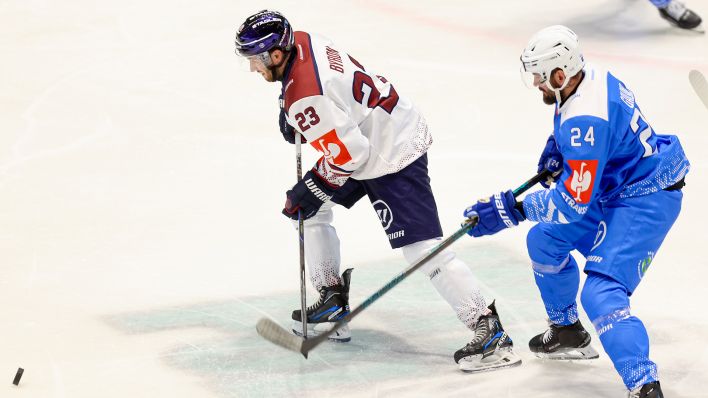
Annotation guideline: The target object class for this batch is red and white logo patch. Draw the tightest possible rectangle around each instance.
[310,129,352,166]
[564,160,598,204]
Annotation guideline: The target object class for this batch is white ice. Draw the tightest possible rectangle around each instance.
[1,0,707,397]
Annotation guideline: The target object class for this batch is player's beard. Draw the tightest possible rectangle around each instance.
[261,57,286,82]
[542,90,556,105]
[258,69,275,82]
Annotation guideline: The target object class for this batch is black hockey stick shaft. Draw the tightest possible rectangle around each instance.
[298,169,552,357]
[295,132,307,339]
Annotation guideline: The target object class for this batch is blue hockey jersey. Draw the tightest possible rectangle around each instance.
[523,65,690,224]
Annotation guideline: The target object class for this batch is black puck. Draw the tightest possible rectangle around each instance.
[12,368,23,386]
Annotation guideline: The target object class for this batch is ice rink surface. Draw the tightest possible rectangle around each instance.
[1,0,707,397]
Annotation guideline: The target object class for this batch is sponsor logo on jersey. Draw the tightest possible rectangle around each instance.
[638,251,655,278]
[305,179,333,203]
[591,221,607,251]
[493,192,514,228]
[597,323,613,336]
[586,255,603,263]
[387,229,405,241]
[560,192,589,215]
[310,129,352,166]
[564,160,598,204]
[372,199,393,230]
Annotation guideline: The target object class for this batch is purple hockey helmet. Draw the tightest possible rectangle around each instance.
[235,10,294,58]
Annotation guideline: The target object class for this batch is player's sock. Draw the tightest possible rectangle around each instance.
[659,1,702,30]
[453,301,522,372]
[291,268,352,342]
[628,381,664,398]
[528,319,599,360]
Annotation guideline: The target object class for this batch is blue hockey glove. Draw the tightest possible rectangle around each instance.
[279,94,306,144]
[463,190,525,237]
[283,170,337,220]
[537,134,563,188]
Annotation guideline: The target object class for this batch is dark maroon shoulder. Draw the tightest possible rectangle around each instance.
[283,31,323,112]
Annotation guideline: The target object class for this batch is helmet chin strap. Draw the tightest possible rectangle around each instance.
[266,50,291,81]
[544,71,570,105]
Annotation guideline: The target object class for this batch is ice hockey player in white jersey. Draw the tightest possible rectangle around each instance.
[234,9,520,372]
[463,25,689,397]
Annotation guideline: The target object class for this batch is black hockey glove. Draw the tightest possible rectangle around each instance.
[279,94,306,144]
[282,170,338,220]
[537,134,563,188]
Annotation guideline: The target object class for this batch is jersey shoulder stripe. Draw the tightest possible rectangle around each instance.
[283,31,323,112]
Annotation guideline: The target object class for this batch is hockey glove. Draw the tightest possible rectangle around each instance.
[283,170,337,220]
[464,190,525,237]
[537,134,563,188]
[279,94,306,144]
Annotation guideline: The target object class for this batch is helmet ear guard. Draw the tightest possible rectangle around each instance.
[519,25,584,97]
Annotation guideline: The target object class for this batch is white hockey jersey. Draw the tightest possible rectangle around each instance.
[282,31,431,187]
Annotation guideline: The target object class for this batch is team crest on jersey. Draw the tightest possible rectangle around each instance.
[564,160,598,204]
[311,129,352,166]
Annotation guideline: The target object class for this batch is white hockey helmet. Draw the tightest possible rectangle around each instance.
[520,25,584,92]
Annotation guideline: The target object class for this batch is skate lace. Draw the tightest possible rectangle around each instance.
[626,388,641,398]
[542,324,555,344]
[306,288,328,312]
[467,317,490,347]
[666,1,687,19]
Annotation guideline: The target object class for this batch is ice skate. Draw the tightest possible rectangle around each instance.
[454,301,522,373]
[628,381,664,398]
[659,1,703,31]
[529,319,599,360]
[291,268,353,342]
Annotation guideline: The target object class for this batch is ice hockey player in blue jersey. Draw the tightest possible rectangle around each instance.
[648,0,702,31]
[463,26,689,397]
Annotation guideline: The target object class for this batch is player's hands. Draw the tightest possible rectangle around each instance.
[463,190,525,237]
[282,170,337,220]
[279,94,306,144]
[537,134,563,188]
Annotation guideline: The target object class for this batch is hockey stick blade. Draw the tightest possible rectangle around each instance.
[689,70,708,110]
[256,318,308,357]
[257,169,551,358]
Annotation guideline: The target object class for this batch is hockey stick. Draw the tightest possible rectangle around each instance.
[257,169,551,358]
[689,70,708,110]
[295,131,307,339]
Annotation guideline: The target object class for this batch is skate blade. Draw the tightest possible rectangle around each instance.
[680,24,705,34]
[534,344,599,361]
[458,347,522,373]
[291,320,351,343]
[668,20,705,33]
